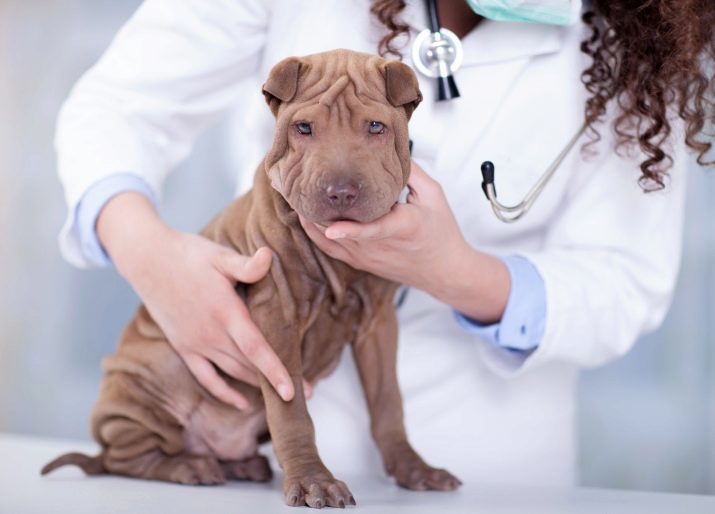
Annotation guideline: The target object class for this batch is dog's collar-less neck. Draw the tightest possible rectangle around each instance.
[253,166,358,311]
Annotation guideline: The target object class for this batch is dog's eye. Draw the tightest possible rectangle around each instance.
[296,122,312,135]
[368,121,385,135]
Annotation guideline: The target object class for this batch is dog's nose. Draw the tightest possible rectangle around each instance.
[325,177,359,209]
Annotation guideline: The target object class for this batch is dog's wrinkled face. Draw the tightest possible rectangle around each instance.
[262,50,422,225]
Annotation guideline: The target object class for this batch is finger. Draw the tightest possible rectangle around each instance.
[407,161,439,203]
[216,246,273,284]
[209,349,261,388]
[324,204,414,241]
[225,309,295,402]
[183,353,251,410]
[303,379,314,399]
[299,217,354,262]
[299,216,333,246]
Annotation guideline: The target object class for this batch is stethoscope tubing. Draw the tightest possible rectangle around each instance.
[426,0,441,33]
[414,0,587,223]
[481,123,588,223]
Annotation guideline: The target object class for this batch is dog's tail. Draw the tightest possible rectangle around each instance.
[41,452,106,476]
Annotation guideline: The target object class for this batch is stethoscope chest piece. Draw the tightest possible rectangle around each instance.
[413,0,463,101]
[411,28,463,79]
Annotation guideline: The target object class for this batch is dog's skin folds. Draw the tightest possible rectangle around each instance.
[42,50,460,508]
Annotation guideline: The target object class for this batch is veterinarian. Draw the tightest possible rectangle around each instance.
[55,0,713,487]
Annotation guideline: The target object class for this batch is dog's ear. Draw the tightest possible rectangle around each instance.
[383,61,423,120]
[262,57,303,116]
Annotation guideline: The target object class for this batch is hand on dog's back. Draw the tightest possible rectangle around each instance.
[95,191,296,409]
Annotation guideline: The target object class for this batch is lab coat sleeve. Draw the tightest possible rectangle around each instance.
[454,255,546,351]
[477,133,688,376]
[75,174,158,267]
[56,0,272,267]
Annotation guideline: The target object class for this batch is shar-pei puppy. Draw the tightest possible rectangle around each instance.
[43,49,461,508]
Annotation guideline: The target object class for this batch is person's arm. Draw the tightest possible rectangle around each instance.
[57,0,271,267]
[300,162,514,314]
[489,138,687,374]
[56,0,300,408]
[74,174,157,266]
[97,191,302,406]
[301,164,512,319]
[454,255,546,353]
[302,141,686,374]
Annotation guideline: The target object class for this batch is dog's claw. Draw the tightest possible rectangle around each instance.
[285,483,304,506]
[306,483,326,509]
[283,475,354,509]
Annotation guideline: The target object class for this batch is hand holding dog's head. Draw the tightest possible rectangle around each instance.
[262,50,422,225]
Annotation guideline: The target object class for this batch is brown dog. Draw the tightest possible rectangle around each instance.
[42,49,461,508]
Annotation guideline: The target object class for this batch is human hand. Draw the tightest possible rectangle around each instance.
[300,161,510,323]
[98,193,311,410]
[300,161,468,296]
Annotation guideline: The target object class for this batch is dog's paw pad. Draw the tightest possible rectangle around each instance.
[284,476,355,508]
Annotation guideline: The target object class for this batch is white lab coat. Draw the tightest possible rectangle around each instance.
[56,0,686,487]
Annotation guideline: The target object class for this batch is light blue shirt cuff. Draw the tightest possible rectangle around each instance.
[454,255,546,353]
[76,173,157,267]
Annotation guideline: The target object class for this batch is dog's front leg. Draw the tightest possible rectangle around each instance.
[254,317,356,508]
[352,304,462,491]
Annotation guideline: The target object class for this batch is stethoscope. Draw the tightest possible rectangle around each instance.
[411,0,587,223]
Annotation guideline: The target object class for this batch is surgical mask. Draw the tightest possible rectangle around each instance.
[465,0,582,26]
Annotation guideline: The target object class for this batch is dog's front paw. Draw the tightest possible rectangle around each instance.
[387,449,462,491]
[283,473,356,508]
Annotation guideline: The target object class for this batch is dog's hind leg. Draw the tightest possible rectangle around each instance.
[99,416,226,485]
[90,370,226,486]
[221,454,273,482]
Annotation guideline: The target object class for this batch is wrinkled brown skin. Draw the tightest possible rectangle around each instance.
[42,50,460,508]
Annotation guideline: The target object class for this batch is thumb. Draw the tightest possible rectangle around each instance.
[217,246,273,283]
[406,161,438,203]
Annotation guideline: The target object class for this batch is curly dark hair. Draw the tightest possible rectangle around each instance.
[370,0,715,190]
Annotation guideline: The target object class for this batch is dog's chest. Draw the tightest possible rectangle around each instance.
[299,287,365,382]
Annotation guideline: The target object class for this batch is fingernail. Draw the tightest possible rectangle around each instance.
[277,383,292,401]
[327,231,345,240]
[235,400,250,410]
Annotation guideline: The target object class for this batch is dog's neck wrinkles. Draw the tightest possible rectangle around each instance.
[263,164,356,285]
[228,164,371,324]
